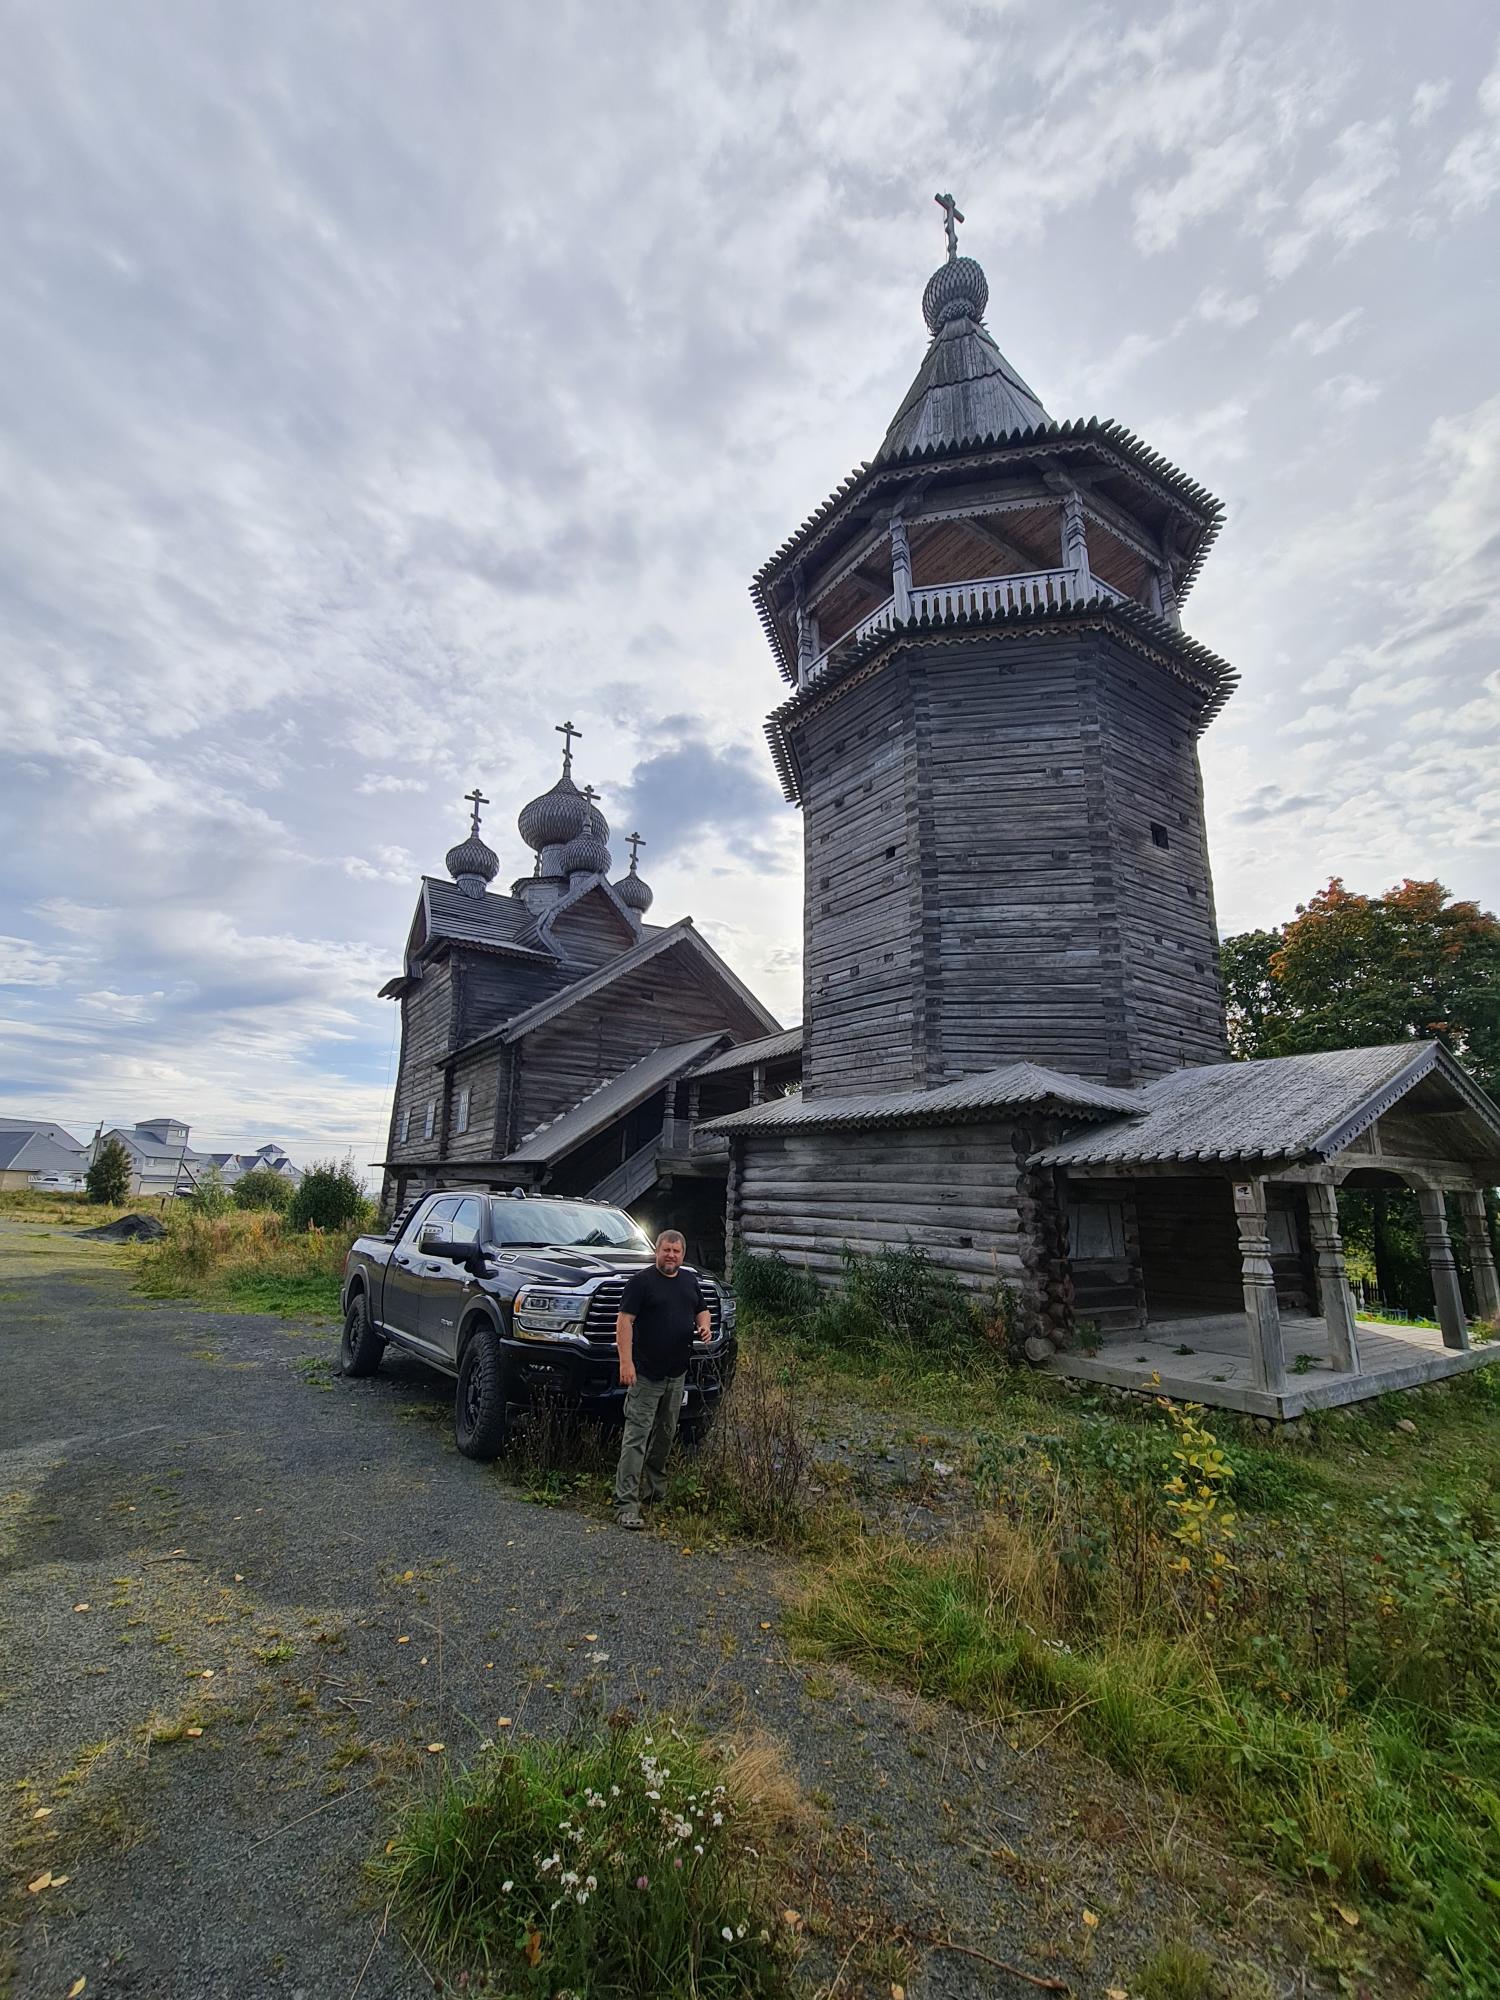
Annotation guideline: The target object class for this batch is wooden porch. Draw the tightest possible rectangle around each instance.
[1048,1309,1500,1421]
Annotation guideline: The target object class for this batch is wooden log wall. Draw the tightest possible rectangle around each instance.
[789,628,1228,1095]
[545,890,640,969]
[387,957,453,1172]
[731,1121,1046,1324]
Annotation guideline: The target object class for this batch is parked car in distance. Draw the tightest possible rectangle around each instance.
[29,1171,86,1193]
[339,1190,736,1460]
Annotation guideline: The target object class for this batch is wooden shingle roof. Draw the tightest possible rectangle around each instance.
[878,316,1051,461]
[705,1062,1138,1137]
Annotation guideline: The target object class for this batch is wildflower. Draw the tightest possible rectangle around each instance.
[694,1843,704,1855]
[585,1876,597,1892]
[674,1857,683,1869]
[636,1875,649,1890]
[736,1924,747,1939]
[646,1790,661,1801]
[576,1890,589,1905]
[502,1880,513,1894]
[611,1785,621,1798]
[722,1927,734,1942]
[711,1811,723,1826]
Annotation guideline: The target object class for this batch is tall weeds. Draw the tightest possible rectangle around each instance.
[136,1207,357,1314]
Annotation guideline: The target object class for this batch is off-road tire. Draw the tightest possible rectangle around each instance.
[340,1292,385,1377]
[454,1322,510,1462]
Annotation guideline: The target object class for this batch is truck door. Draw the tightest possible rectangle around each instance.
[421,1195,486,1361]
[383,1197,456,1346]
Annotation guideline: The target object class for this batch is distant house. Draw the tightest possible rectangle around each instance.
[201,1143,302,1188]
[0,1119,88,1191]
[90,1118,208,1198]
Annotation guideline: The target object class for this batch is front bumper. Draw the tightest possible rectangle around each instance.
[499,1333,737,1422]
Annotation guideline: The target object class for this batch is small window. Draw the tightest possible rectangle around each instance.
[399,1109,411,1145]
[423,1099,435,1140]
[455,1085,471,1135]
[884,846,897,860]
[1150,823,1170,849]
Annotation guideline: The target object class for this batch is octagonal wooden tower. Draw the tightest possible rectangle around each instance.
[756,218,1235,1094]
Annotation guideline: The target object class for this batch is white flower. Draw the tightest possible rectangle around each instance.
[502,1880,513,1893]
[711,1811,723,1826]
[646,1790,661,1801]
[694,1843,704,1855]
[576,1889,589,1905]
[736,1924,746,1939]
[610,1784,621,1797]
[722,1927,734,1942]
[585,1875,597,1892]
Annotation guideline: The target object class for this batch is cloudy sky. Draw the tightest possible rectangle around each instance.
[2,1,1497,1166]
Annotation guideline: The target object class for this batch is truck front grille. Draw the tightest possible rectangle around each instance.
[582,1276,722,1351]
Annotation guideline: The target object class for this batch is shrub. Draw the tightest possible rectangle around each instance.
[287,1157,368,1232]
[232,1167,293,1212]
[137,1207,356,1317]
[376,1720,802,1995]
[185,1167,234,1218]
[730,1252,819,1322]
[85,1138,132,1206]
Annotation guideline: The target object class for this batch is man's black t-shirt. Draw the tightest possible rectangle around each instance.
[619,1264,706,1380]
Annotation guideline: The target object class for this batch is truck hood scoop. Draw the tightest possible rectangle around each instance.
[500,1247,656,1283]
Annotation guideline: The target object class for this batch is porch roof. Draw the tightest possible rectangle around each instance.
[705,1060,1140,1137]
[501,1035,728,1167]
[1035,1041,1500,1171]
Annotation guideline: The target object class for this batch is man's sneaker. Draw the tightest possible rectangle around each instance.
[615,1508,644,1531]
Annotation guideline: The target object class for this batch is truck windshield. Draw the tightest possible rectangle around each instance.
[487,1200,650,1250]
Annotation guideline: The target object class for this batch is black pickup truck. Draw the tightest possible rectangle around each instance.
[338,1189,736,1460]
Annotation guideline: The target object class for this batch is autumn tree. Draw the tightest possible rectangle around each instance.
[1221,877,1500,1098]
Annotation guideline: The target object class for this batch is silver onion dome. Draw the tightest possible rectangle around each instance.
[562,824,611,877]
[615,865,653,913]
[921,253,988,332]
[446,787,500,899]
[517,771,590,853]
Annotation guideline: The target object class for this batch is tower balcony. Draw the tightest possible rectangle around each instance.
[801,568,1130,686]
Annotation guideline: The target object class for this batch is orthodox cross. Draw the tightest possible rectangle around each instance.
[625,831,645,870]
[555,718,582,773]
[463,786,489,834]
[934,191,964,262]
[582,783,600,816]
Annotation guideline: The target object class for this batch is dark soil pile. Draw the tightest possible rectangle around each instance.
[79,1212,166,1241]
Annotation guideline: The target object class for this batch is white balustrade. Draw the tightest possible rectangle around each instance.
[801,570,1131,686]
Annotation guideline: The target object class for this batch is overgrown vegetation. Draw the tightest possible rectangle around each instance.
[287,1157,368,1232]
[375,1719,805,1997]
[734,1244,1026,1366]
[136,1207,360,1316]
[792,1374,1500,1995]
[232,1166,294,1212]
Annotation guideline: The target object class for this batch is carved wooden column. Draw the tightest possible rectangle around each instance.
[1061,490,1092,600]
[793,572,820,685]
[1304,1182,1360,1374]
[750,1062,766,1107]
[1233,1179,1287,1394]
[1456,1190,1500,1320]
[1416,1188,1469,1349]
[686,1080,702,1149]
[1155,560,1181,629]
[890,511,913,621]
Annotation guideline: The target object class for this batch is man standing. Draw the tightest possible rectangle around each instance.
[612,1229,712,1530]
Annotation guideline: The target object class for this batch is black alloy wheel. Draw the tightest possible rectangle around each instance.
[454,1323,510,1461]
[340,1293,385,1377]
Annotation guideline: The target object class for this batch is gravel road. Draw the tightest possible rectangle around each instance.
[0,1221,1329,2000]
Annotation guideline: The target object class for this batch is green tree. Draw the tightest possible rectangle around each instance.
[85,1138,132,1206]
[1222,877,1500,1097]
[287,1158,368,1232]
[232,1167,294,1212]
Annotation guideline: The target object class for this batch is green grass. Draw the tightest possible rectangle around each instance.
[789,1369,1500,1996]
[134,1208,353,1318]
[374,1721,805,1997]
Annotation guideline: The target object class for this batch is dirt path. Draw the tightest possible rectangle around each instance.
[0,1221,1327,1999]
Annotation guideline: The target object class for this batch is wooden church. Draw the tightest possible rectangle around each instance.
[376,726,792,1260]
[706,198,1500,1419]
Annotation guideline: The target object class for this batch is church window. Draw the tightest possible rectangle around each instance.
[885,846,897,859]
[423,1100,435,1140]
[1150,823,1170,849]
[399,1109,411,1145]
[455,1085,471,1135]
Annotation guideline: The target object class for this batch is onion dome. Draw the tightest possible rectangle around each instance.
[561,785,611,878]
[446,787,499,899]
[518,770,589,852]
[615,831,653,913]
[922,253,988,332]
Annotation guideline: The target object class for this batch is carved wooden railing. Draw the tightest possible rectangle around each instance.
[801,569,1130,685]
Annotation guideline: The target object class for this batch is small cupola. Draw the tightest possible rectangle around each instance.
[614,831,653,918]
[444,786,500,899]
[561,784,611,881]
[517,719,591,875]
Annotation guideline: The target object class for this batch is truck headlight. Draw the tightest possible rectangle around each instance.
[514,1288,590,1340]
[718,1286,737,1333]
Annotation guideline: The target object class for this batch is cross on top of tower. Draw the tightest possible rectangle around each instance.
[626,831,645,870]
[582,783,600,812]
[555,719,582,773]
[463,786,489,834]
[934,190,964,262]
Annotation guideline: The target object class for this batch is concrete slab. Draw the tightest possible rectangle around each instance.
[1047,1310,1500,1419]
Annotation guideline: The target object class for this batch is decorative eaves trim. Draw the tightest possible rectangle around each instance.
[763,600,1238,804]
[1307,1043,1435,1158]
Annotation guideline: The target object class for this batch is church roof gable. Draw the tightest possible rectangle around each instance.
[502,1035,729,1166]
